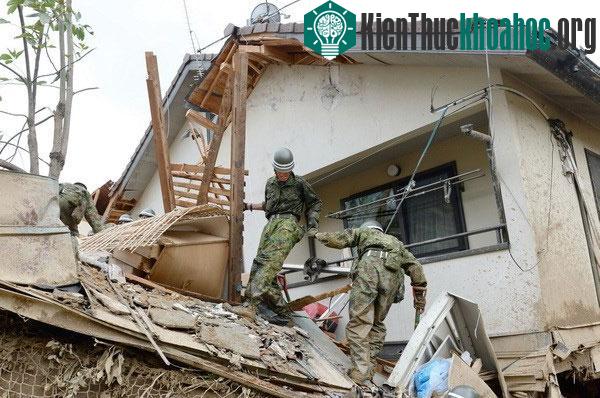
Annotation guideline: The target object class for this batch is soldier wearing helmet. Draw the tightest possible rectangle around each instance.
[139,208,156,219]
[117,214,134,225]
[242,147,322,324]
[58,182,104,236]
[315,219,427,385]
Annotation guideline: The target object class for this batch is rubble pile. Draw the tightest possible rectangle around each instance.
[0,311,258,398]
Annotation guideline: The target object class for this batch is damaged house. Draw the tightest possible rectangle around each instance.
[95,20,600,396]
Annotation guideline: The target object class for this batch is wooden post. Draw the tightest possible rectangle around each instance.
[228,52,248,302]
[196,76,233,204]
[145,51,175,213]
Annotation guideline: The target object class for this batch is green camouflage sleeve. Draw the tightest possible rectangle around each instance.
[302,179,322,229]
[83,192,104,234]
[400,246,427,286]
[315,229,359,249]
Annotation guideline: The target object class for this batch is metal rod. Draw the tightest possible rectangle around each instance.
[299,224,507,270]
[327,169,483,219]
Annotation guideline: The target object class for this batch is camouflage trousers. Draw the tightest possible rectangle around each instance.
[245,217,304,315]
[346,256,403,384]
[59,197,81,235]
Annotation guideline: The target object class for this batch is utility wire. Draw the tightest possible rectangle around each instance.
[384,106,449,233]
[196,0,304,54]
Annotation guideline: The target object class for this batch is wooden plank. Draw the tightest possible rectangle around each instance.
[145,51,175,212]
[102,192,121,223]
[197,73,234,205]
[261,45,293,64]
[208,196,230,206]
[172,171,236,185]
[172,181,201,191]
[220,63,232,74]
[171,163,247,176]
[200,43,236,108]
[208,186,231,197]
[175,199,195,208]
[288,284,352,311]
[174,189,199,200]
[228,51,248,302]
[186,109,222,133]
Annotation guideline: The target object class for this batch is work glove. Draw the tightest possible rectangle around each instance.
[306,227,318,238]
[412,285,427,312]
[243,202,253,211]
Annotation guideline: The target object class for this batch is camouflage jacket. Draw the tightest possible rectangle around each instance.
[263,173,322,229]
[316,227,427,286]
[59,183,104,234]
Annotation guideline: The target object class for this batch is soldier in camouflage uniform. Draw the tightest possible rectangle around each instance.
[59,182,104,236]
[243,148,322,321]
[315,220,427,385]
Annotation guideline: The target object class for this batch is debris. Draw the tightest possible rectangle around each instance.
[197,322,262,359]
[87,288,130,315]
[288,283,352,311]
[149,307,198,330]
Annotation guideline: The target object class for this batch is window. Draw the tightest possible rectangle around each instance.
[586,149,600,220]
[341,162,468,257]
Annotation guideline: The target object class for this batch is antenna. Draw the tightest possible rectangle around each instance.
[249,1,281,25]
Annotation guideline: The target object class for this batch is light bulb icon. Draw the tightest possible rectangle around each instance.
[304,1,356,60]
[313,10,346,59]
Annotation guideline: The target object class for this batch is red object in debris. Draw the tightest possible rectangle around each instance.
[303,302,339,333]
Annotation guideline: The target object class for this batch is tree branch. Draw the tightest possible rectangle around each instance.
[36,48,95,80]
[0,141,50,166]
[0,113,53,155]
[0,110,27,118]
[73,86,98,95]
[0,62,25,82]
[0,159,26,173]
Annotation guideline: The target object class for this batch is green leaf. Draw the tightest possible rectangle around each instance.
[0,18,10,24]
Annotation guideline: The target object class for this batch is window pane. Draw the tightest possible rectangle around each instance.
[344,187,404,240]
[402,169,463,256]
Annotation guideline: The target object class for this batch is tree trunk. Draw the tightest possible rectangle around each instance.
[48,0,73,180]
[49,6,67,179]
[27,91,39,175]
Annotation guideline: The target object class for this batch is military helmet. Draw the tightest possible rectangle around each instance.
[447,386,481,398]
[139,208,156,218]
[117,214,133,224]
[272,148,294,172]
[360,219,383,232]
[74,182,87,190]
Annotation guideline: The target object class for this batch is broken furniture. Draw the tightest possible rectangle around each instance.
[386,292,509,397]
[80,205,230,300]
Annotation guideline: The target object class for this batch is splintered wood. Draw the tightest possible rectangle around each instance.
[79,204,226,253]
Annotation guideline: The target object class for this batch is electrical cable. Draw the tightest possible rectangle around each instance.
[384,106,449,233]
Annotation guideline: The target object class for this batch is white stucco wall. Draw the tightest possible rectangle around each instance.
[128,61,600,341]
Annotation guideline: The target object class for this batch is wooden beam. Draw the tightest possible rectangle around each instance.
[172,181,201,191]
[186,109,222,133]
[145,51,175,212]
[175,199,195,208]
[200,43,236,108]
[171,163,247,175]
[219,63,232,74]
[228,51,248,303]
[208,196,231,206]
[196,73,233,205]
[240,44,292,64]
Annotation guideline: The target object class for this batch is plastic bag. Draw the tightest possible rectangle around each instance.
[413,359,451,398]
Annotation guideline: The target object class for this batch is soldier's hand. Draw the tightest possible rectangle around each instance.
[306,227,318,238]
[412,285,427,312]
[243,202,251,211]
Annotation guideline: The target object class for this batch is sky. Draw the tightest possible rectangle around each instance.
[0,0,599,190]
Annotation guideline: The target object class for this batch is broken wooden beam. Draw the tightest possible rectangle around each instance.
[197,73,234,205]
[186,109,222,133]
[228,51,249,302]
[288,284,352,311]
[145,51,175,212]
